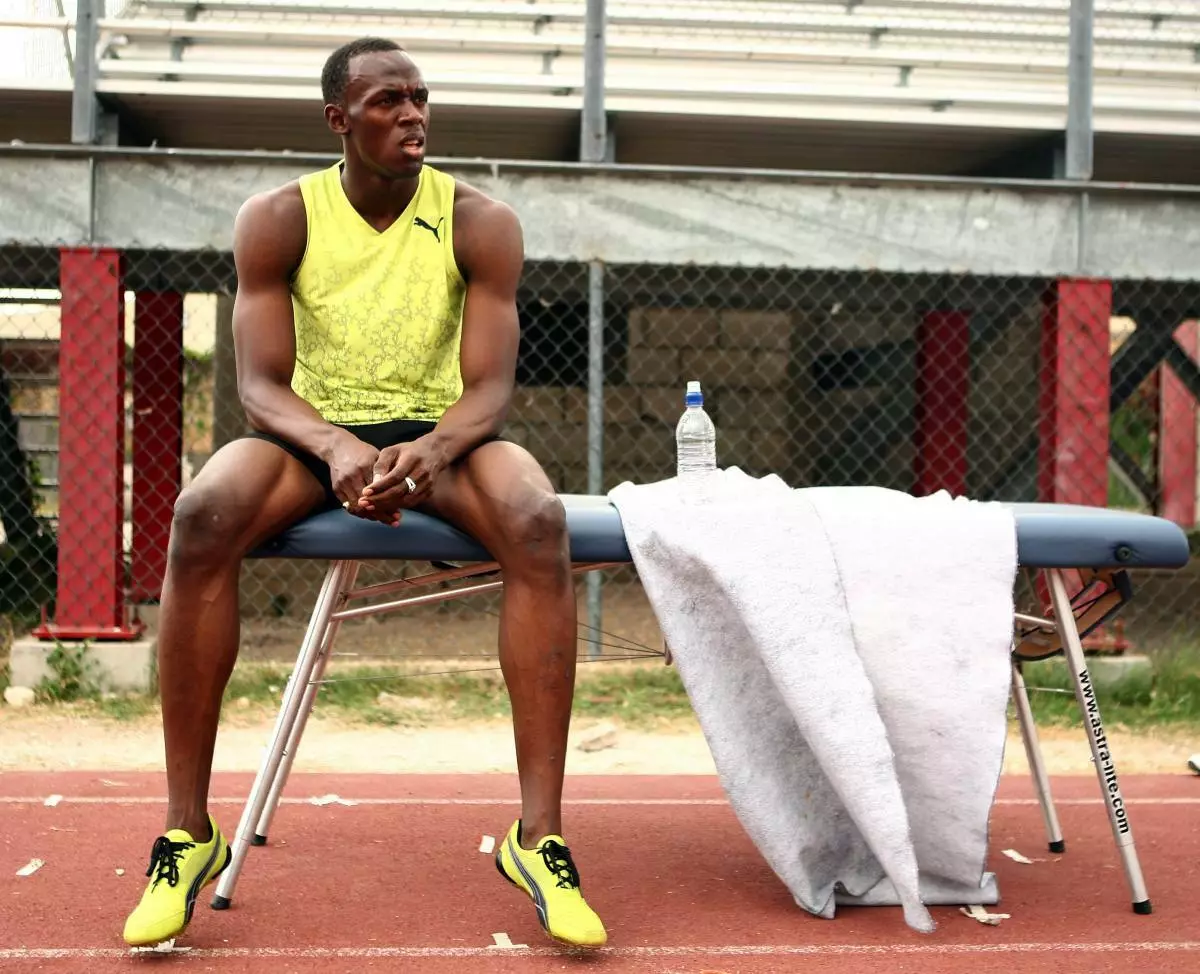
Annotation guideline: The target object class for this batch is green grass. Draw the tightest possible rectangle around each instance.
[220,659,695,728]
[218,649,1200,732]
[1021,646,1200,729]
[93,694,157,721]
[9,645,1200,733]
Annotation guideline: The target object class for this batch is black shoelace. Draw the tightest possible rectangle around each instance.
[145,836,195,889]
[538,840,581,890]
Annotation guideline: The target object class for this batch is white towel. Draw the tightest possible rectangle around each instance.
[607,468,1018,932]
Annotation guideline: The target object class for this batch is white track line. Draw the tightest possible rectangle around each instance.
[0,942,1198,960]
[0,796,1198,807]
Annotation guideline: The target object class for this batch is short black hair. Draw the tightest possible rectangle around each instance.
[321,37,404,105]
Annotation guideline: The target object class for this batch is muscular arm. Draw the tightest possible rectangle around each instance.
[421,193,525,464]
[231,187,343,463]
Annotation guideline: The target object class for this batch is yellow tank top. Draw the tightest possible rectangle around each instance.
[290,162,465,424]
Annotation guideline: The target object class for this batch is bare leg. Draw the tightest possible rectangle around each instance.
[158,439,323,840]
[425,441,575,845]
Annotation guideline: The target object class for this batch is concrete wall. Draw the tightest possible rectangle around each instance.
[4,151,1200,281]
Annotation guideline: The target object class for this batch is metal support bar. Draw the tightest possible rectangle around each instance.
[1047,568,1151,913]
[71,0,101,145]
[1010,661,1065,853]
[332,561,621,624]
[586,260,606,660]
[580,0,607,163]
[579,0,607,659]
[346,560,501,602]
[253,562,361,844]
[1066,0,1094,181]
[212,559,357,909]
[1014,611,1056,628]
[334,576,509,621]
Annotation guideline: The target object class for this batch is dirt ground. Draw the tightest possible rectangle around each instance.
[0,707,1196,777]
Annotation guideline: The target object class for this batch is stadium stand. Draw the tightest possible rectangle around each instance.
[2,1,1199,178]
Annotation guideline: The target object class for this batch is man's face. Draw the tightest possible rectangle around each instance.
[330,50,431,178]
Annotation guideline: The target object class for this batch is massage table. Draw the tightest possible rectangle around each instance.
[211,495,1190,918]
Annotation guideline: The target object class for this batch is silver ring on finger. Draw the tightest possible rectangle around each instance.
[404,476,417,493]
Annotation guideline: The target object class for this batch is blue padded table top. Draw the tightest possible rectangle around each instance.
[248,494,1189,571]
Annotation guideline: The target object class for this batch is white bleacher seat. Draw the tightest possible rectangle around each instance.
[4,1,1199,174]
[91,0,1199,135]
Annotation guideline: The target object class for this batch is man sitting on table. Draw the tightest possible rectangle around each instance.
[122,36,606,950]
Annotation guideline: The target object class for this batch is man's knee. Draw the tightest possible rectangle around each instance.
[498,490,569,570]
[169,485,248,565]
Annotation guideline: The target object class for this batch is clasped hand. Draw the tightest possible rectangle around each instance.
[328,433,448,526]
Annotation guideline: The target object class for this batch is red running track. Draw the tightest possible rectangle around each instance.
[1,771,1198,973]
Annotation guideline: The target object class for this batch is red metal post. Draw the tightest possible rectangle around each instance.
[913,309,970,497]
[1158,320,1198,528]
[1037,279,1113,507]
[34,249,141,640]
[131,291,184,603]
[1035,279,1113,622]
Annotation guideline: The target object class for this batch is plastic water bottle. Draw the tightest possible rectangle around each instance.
[675,379,717,478]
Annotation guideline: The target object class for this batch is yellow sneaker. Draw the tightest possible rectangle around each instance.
[122,815,230,947]
[494,819,607,948]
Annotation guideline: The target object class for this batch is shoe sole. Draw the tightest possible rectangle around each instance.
[494,848,605,950]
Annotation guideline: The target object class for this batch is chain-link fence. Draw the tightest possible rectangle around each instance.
[2,242,1198,664]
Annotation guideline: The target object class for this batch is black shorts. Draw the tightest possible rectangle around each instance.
[245,418,439,512]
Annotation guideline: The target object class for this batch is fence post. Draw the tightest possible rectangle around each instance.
[581,0,607,658]
[1037,279,1112,508]
[1065,0,1095,181]
[33,248,140,640]
[70,0,99,145]
[913,310,970,497]
[131,290,184,603]
[585,261,605,660]
[70,0,116,145]
[580,0,608,164]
